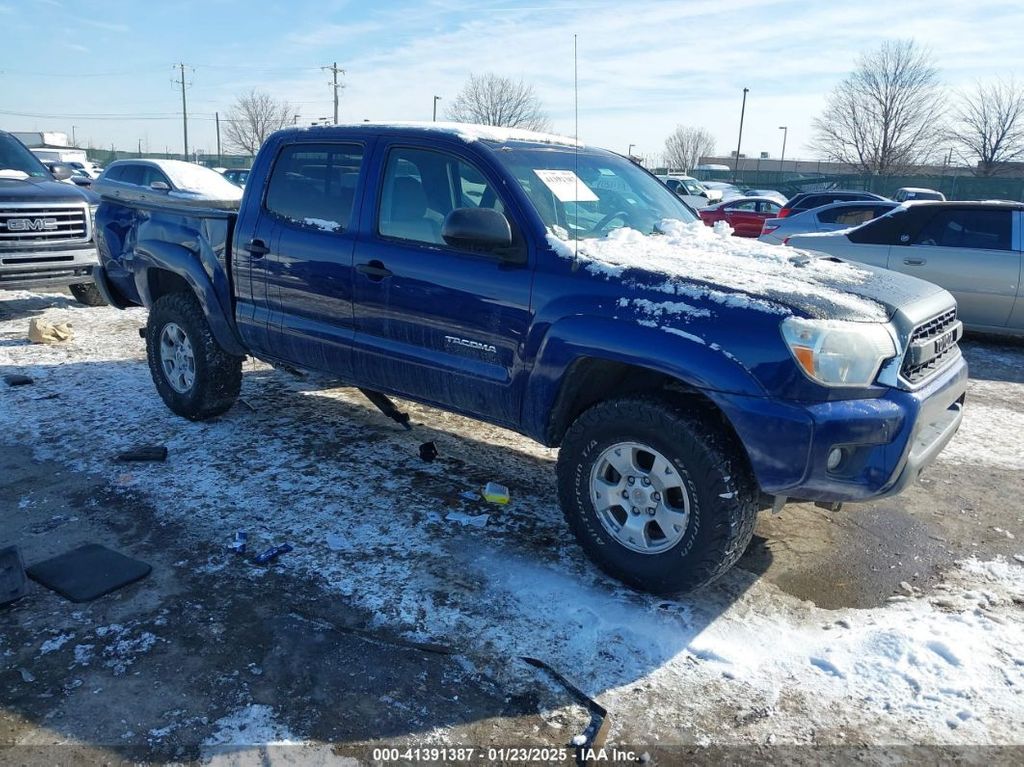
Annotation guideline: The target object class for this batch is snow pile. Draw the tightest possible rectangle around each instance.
[548,219,888,320]
[144,160,243,201]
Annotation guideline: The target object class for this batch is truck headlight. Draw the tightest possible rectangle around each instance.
[781,317,896,387]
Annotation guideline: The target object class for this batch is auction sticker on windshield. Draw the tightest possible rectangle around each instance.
[533,169,599,203]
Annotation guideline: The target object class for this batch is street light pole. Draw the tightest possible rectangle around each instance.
[433,96,442,122]
[628,143,636,157]
[778,125,788,169]
[734,87,749,177]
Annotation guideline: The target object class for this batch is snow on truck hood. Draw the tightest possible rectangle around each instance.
[547,220,941,322]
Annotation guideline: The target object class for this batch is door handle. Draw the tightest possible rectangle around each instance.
[903,257,926,266]
[356,260,393,280]
[245,239,270,258]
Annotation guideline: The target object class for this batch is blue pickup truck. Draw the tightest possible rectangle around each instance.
[93,123,967,593]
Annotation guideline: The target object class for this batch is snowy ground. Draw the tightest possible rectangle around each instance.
[1,290,1023,756]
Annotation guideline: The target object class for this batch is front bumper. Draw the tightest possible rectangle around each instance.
[0,244,99,290]
[716,355,968,503]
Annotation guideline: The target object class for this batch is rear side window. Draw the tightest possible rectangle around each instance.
[819,205,877,225]
[913,209,1012,251]
[265,143,363,231]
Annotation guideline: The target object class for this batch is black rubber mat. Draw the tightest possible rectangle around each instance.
[26,544,151,603]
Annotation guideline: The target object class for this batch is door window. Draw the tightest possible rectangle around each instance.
[377,147,504,246]
[265,143,364,231]
[725,200,758,212]
[819,205,877,226]
[912,209,1012,250]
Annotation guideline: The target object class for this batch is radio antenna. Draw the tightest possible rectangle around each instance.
[573,33,580,264]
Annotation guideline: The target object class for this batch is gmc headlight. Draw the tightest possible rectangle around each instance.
[781,317,896,387]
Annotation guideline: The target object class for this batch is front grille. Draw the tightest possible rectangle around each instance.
[901,308,961,385]
[0,204,90,246]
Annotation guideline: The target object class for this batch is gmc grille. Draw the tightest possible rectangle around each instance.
[0,204,91,246]
[901,308,962,385]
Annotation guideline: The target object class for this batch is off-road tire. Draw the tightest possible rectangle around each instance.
[556,395,758,595]
[146,292,242,420]
[69,281,107,307]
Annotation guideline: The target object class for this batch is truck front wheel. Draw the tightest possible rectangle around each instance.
[145,292,243,420]
[69,281,107,307]
[556,396,757,594]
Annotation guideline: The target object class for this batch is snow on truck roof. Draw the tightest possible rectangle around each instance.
[293,121,584,148]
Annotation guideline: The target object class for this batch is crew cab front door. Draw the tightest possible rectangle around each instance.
[890,207,1021,328]
[350,142,534,426]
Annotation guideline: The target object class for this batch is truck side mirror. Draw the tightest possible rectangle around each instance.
[441,207,512,252]
[47,163,73,181]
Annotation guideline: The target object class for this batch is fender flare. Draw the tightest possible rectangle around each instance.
[132,239,246,356]
[523,315,768,443]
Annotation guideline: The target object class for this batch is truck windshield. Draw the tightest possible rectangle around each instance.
[0,134,50,178]
[494,146,697,239]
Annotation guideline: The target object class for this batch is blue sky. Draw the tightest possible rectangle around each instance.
[2,0,1023,163]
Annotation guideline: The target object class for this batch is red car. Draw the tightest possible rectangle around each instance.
[698,196,783,237]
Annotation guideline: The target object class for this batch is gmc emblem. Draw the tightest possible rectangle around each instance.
[6,218,59,232]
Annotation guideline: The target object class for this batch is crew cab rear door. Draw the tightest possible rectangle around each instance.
[251,140,369,374]
[350,140,534,426]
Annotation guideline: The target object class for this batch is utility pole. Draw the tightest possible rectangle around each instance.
[215,112,222,166]
[322,62,345,124]
[138,138,142,157]
[173,63,191,159]
[734,87,749,177]
[778,126,788,170]
[433,95,442,122]
[71,125,77,147]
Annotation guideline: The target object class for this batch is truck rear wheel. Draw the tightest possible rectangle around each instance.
[556,395,757,594]
[146,292,243,420]
[69,281,107,307]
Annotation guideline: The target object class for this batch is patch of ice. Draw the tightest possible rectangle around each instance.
[39,633,73,654]
[202,704,298,746]
[302,217,340,232]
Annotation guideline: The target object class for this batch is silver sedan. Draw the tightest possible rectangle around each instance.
[759,200,898,245]
[784,202,1024,336]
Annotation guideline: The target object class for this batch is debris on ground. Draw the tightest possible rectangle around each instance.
[228,532,247,555]
[115,445,168,463]
[483,481,510,504]
[252,543,293,565]
[445,511,490,528]
[325,533,347,551]
[418,441,438,462]
[460,491,480,501]
[1014,554,1024,564]
[28,318,73,344]
[3,373,33,386]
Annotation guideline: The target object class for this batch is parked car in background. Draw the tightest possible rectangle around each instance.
[0,129,106,305]
[894,187,946,202]
[779,190,888,218]
[702,181,742,201]
[68,161,104,179]
[698,196,783,237]
[95,159,243,208]
[221,168,250,187]
[760,200,899,245]
[68,168,94,188]
[784,201,1024,336]
[742,188,787,205]
[656,174,721,208]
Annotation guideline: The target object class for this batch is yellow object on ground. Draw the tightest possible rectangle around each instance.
[483,482,510,504]
[28,319,74,344]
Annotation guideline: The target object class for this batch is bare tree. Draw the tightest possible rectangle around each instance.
[446,73,552,132]
[949,79,1024,176]
[812,40,944,174]
[662,126,716,172]
[223,90,294,155]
